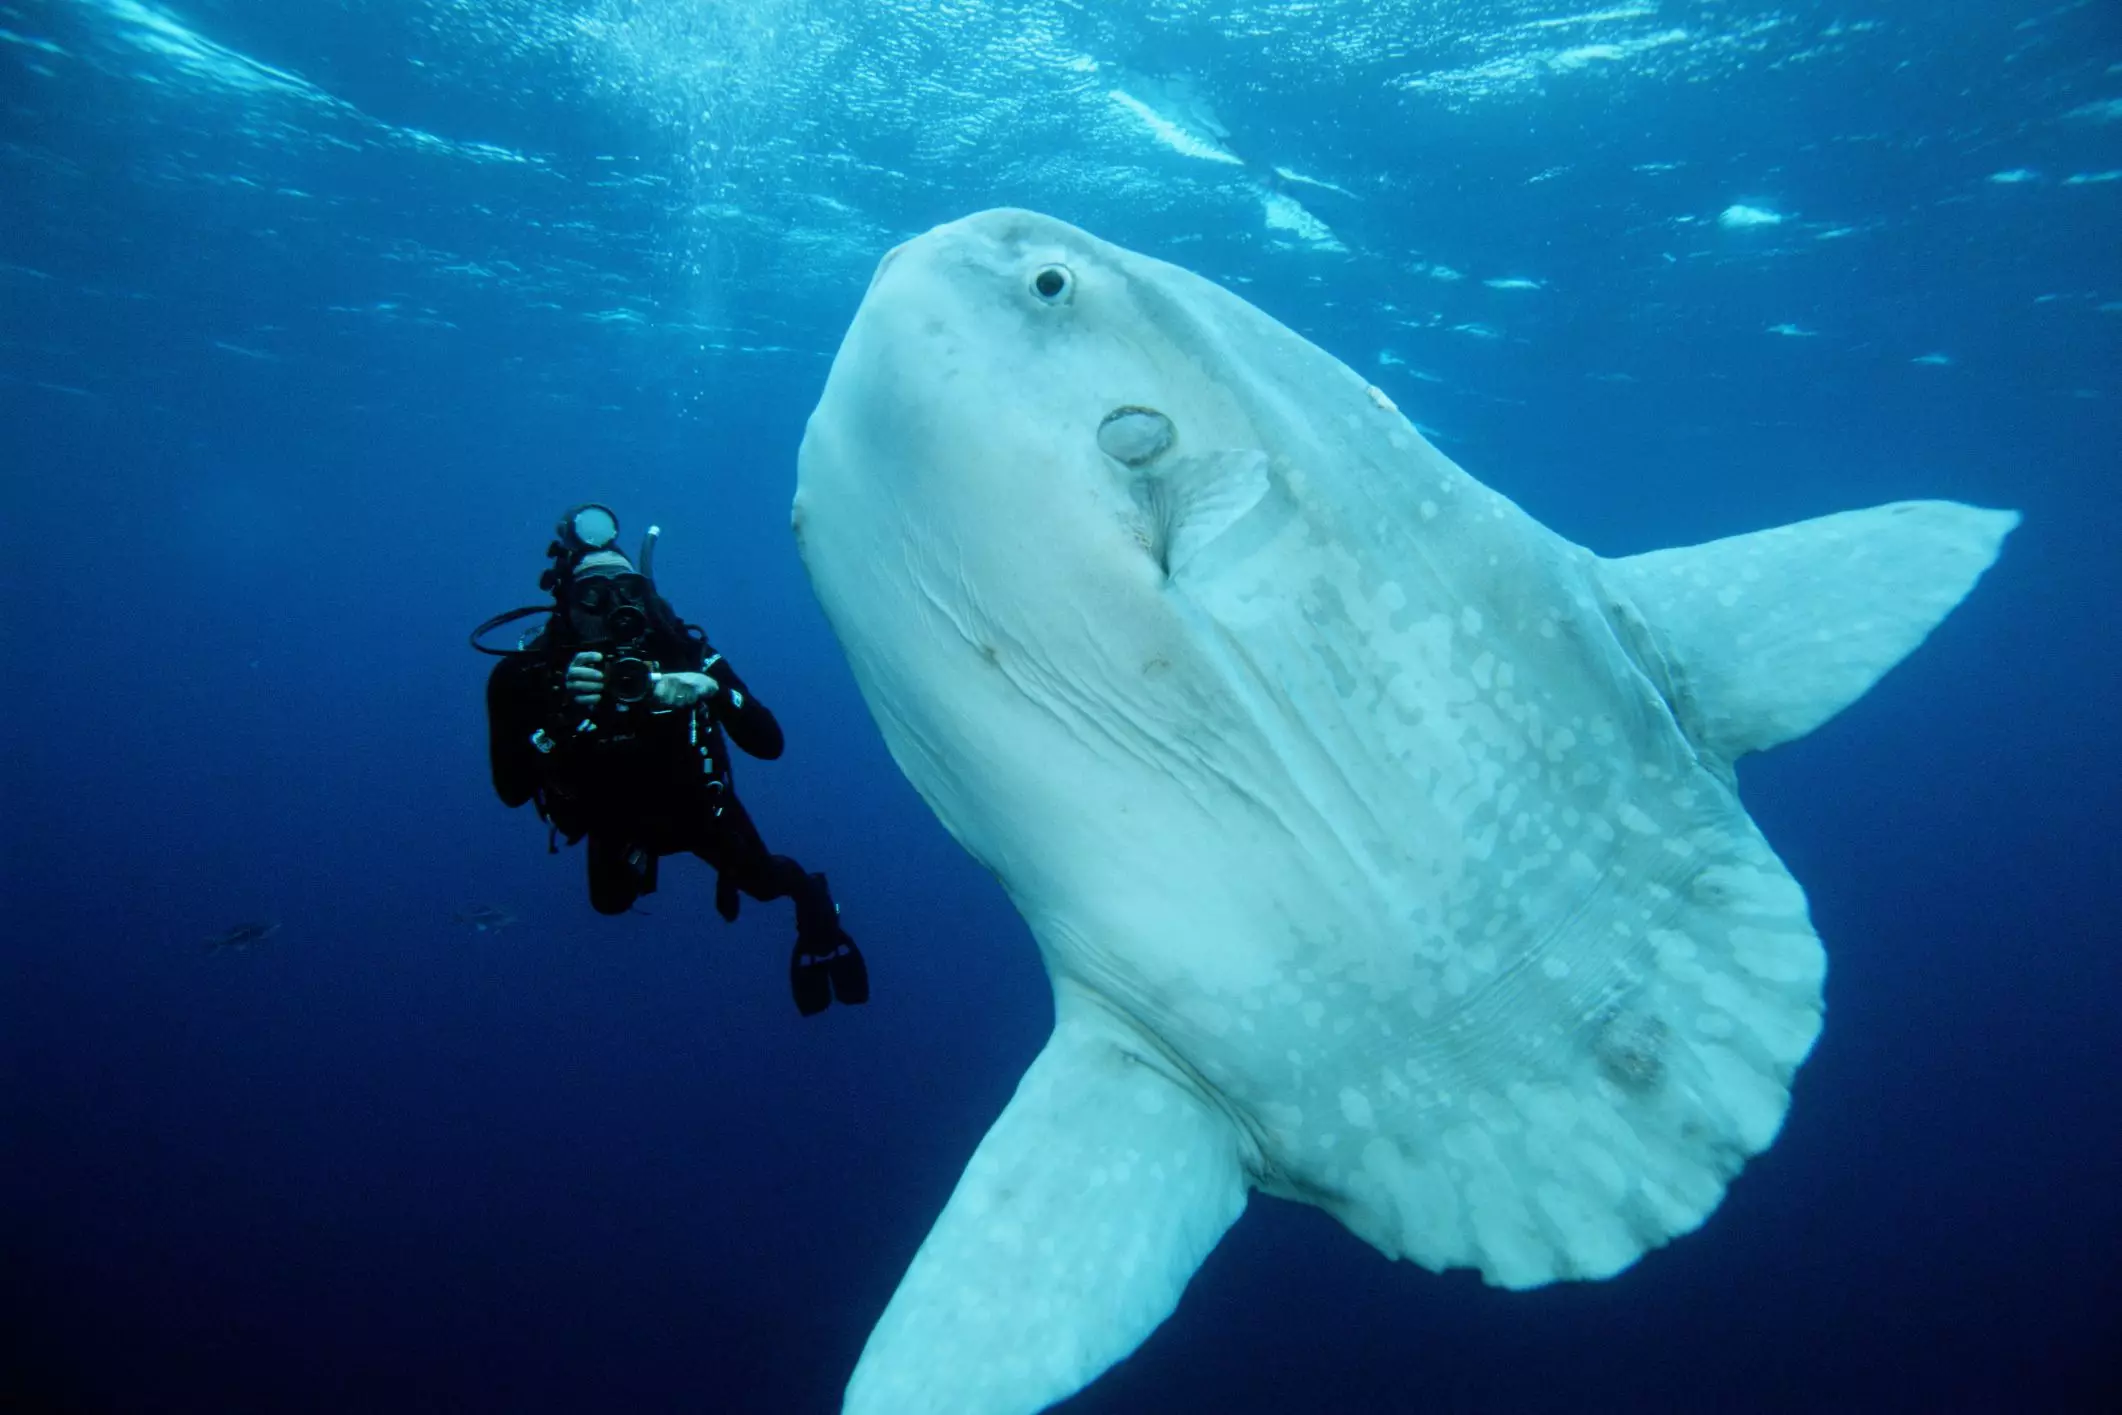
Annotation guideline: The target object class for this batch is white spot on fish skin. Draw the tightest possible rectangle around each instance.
[1460,607,1483,635]
[1542,957,1571,980]
[1340,1088,1377,1128]
[1617,804,1660,835]
[1731,925,1824,985]
[1649,926,1696,963]
[1420,499,1439,519]
[1301,1000,1326,1027]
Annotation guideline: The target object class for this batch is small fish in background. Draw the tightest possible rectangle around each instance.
[450,905,517,935]
[202,921,280,953]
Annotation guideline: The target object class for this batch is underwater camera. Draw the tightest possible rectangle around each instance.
[594,599,657,703]
[603,653,657,705]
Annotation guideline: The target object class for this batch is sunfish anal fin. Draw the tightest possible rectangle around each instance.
[1133,449,1271,577]
[1601,499,2018,763]
[843,988,1249,1415]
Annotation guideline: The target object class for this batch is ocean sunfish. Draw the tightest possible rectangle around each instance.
[794,208,2015,1414]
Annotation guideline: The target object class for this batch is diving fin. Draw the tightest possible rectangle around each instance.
[790,939,832,1016]
[790,874,866,1015]
[829,939,870,1006]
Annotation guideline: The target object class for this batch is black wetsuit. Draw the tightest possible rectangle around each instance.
[485,617,864,1011]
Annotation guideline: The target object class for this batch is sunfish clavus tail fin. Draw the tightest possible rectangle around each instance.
[844,988,1249,1415]
[1601,499,2019,763]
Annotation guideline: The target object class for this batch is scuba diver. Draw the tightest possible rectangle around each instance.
[473,503,867,1017]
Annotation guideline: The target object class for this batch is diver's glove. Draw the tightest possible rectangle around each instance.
[565,651,605,709]
[649,671,720,709]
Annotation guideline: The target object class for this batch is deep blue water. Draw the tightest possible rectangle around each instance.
[5,1,2119,1411]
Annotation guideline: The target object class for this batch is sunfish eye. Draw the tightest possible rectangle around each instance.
[1097,406,1175,466]
[1031,264,1072,302]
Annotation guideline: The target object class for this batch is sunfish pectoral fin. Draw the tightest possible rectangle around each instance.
[844,991,1250,1415]
[1134,449,1272,577]
[1601,499,2019,762]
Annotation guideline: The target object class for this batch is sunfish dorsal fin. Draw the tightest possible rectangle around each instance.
[1602,499,2019,763]
[844,988,1249,1415]
[1132,449,1272,576]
